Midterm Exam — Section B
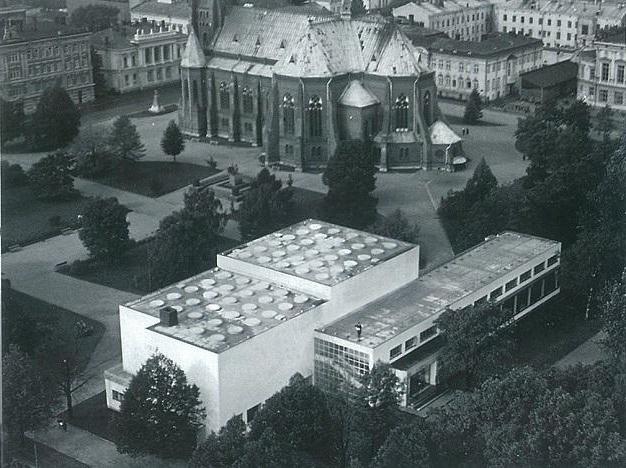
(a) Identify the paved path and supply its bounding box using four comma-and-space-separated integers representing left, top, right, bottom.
554, 331, 607, 369
29, 424, 186, 468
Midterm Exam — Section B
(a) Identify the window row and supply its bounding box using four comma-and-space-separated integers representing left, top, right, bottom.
502, 14, 575, 29
388, 325, 438, 361
434, 10, 488, 29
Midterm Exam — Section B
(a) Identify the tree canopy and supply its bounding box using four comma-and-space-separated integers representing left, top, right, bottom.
27, 151, 76, 200
322, 139, 378, 229
117, 353, 206, 459
370, 209, 419, 244
190, 415, 247, 468
1, 97, 25, 143
109, 115, 145, 162
30, 86, 81, 150
238, 168, 294, 241
70, 5, 119, 31
148, 188, 226, 288
78, 197, 130, 261
463, 89, 483, 124
161, 120, 185, 162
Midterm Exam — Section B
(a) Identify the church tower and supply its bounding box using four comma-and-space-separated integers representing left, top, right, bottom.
179, 26, 207, 137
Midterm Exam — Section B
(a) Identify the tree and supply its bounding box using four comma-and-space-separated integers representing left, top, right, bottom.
436, 302, 516, 389
249, 373, 335, 461
27, 151, 76, 200
91, 47, 107, 98
30, 86, 80, 150
596, 104, 615, 142
161, 119, 185, 162
350, 0, 366, 17
373, 422, 432, 468
1, 160, 28, 187
322, 140, 378, 229
463, 89, 483, 124
2, 346, 58, 443
190, 415, 247, 468
70, 5, 119, 31
599, 271, 626, 363
78, 197, 131, 262
370, 209, 419, 244
109, 115, 145, 162
148, 188, 226, 288
1, 97, 25, 143
238, 168, 294, 241
234, 429, 303, 468
70, 125, 116, 177
117, 353, 206, 459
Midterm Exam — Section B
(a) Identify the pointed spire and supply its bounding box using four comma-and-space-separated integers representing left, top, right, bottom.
181, 27, 206, 68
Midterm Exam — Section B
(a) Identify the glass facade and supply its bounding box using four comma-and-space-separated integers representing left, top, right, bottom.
314, 338, 369, 397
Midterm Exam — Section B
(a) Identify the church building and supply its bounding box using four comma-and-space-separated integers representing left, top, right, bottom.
178, 6, 463, 171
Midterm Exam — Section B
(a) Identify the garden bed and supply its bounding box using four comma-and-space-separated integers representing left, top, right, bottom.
59, 236, 240, 295
88, 161, 220, 197
1, 184, 92, 251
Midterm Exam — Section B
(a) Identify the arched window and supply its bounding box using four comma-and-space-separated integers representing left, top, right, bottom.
307, 96, 322, 137
423, 91, 431, 126
242, 87, 254, 114
283, 93, 295, 134
473, 79, 479, 90
466, 78, 472, 89
394, 94, 409, 130
438, 74, 443, 85
219, 81, 230, 110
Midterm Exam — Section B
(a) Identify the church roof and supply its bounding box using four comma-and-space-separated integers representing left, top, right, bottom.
429, 120, 462, 145
181, 27, 206, 68
339, 80, 379, 107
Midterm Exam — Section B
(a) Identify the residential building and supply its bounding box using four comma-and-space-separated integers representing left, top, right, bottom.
427, 33, 543, 101
91, 25, 186, 93
0, 17, 94, 112
104, 219, 561, 431
179, 6, 464, 172
577, 28, 626, 112
392, 0, 494, 42
494, 0, 626, 49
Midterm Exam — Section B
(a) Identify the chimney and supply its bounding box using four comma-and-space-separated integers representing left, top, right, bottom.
159, 306, 178, 327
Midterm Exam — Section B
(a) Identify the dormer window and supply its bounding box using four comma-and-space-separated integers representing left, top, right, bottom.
279, 39, 286, 49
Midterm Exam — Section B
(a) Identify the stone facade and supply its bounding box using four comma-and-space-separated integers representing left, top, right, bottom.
179, 7, 462, 171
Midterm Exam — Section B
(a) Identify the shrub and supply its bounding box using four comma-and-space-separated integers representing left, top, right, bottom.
1, 161, 28, 187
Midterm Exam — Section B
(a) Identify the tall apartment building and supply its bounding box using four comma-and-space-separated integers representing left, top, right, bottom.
577, 28, 626, 112
426, 33, 543, 101
105, 219, 560, 431
0, 14, 94, 112
494, 0, 626, 49
91, 25, 186, 93
392, 0, 494, 42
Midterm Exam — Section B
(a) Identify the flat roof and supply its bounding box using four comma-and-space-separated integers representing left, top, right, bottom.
520, 60, 578, 88
498, 0, 626, 19
318, 231, 559, 348
430, 33, 542, 58
126, 267, 325, 353
224, 219, 414, 287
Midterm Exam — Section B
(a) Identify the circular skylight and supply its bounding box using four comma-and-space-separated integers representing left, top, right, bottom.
239, 289, 254, 297
208, 333, 225, 342
328, 228, 340, 235
295, 266, 310, 275
383, 242, 398, 249
261, 310, 277, 318
184, 286, 199, 293
221, 297, 238, 305
324, 254, 339, 261
309, 259, 324, 268
278, 302, 294, 311
357, 254, 371, 261
296, 228, 310, 236
149, 299, 165, 308
219, 284, 235, 292
309, 223, 322, 230
227, 325, 244, 335
283, 234, 296, 241
206, 303, 222, 311
258, 256, 271, 264
166, 292, 182, 301
203, 291, 219, 299
294, 294, 309, 303
242, 303, 258, 311
371, 248, 385, 256
186, 298, 201, 306
364, 236, 378, 244
200, 279, 216, 288
344, 260, 358, 268
351, 243, 365, 250
206, 318, 223, 328
258, 295, 273, 304
172, 305, 184, 312
287, 244, 300, 251
190, 326, 205, 335
243, 317, 261, 327
338, 249, 352, 256
215, 271, 232, 279
223, 310, 241, 320
300, 238, 314, 246
235, 277, 251, 285
315, 272, 330, 281
253, 245, 268, 252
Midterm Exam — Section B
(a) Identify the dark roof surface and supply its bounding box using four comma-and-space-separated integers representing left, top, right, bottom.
131, 0, 190, 18
520, 61, 578, 88
430, 33, 542, 57
0, 21, 87, 45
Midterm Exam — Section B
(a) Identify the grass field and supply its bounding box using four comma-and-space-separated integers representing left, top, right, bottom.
1, 184, 92, 251
89, 161, 220, 197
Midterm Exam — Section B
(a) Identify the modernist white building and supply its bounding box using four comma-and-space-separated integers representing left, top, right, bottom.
105, 220, 560, 431
393, 0, 494, 42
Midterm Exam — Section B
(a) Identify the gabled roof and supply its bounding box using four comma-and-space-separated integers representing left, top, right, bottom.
181, 28, 206, 68
339, 80, 379, 108
429, 120, 461, 145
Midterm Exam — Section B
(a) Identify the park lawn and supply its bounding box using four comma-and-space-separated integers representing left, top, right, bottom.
61, 391, 119, 445
513, 298, 602, 368
90, 161, 220, 197
60, 236, 240, 295
1, 184, 92, 251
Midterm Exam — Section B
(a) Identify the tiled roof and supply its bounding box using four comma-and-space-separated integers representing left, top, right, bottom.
131, 0, 191, 18
429, 120, 461, 145
519, 61, 578, 88
430, 33, 542, 58
339, 80, 379, 107
0, 21, 88, 45
181, 27, 206, 68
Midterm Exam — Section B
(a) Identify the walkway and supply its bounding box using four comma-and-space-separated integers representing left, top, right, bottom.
554, 331, 607, 369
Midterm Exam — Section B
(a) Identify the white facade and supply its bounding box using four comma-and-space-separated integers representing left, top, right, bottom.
393, 0, 494, 41
577, 33, 626, 112
494, 0, 626, 48
427, 34, 543, 101
106, 221, 560, 432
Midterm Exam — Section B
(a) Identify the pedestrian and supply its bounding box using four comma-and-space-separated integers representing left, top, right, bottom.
466, 128, 470, 135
